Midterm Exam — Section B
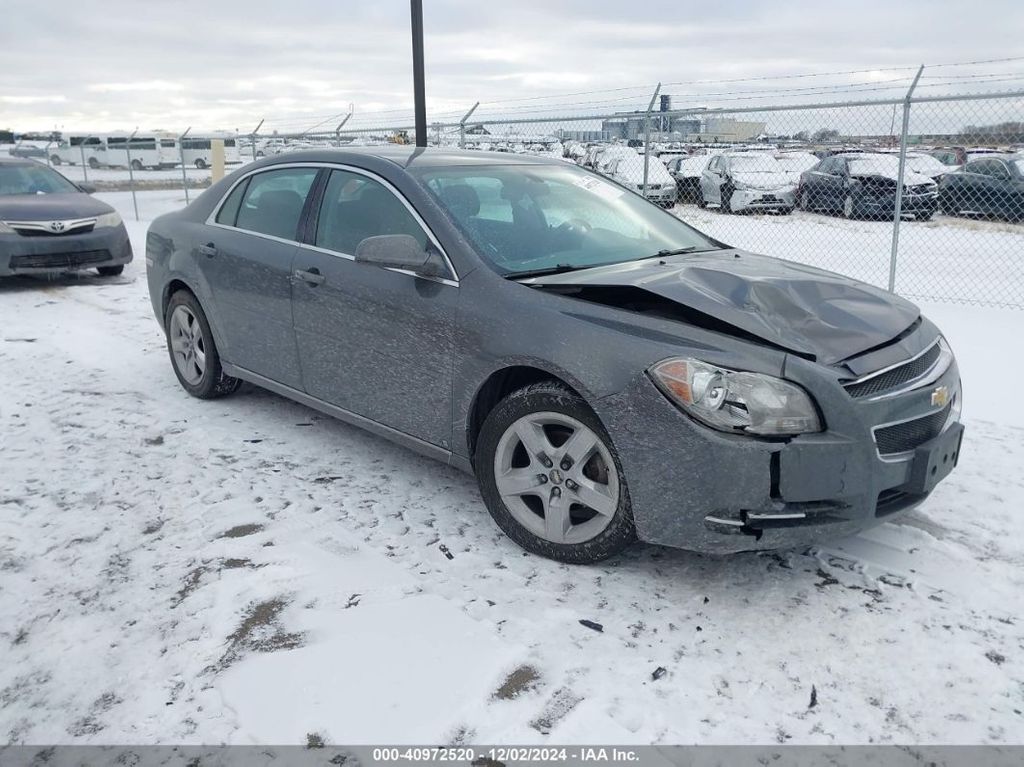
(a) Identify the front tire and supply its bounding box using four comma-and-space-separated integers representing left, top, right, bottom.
475, 382, 636, 564
720, 185, 734, 214
164, 291, 241, 399
131, 159, 143, 171
195, 159, 207, 169
97, 265, 124, 276
51, 155, 62, 165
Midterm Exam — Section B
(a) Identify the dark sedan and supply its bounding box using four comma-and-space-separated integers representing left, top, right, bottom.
938, 155, 1024, 222
146, 148, 964, 563
0, 158, 132, 277
798, 153, 938, 220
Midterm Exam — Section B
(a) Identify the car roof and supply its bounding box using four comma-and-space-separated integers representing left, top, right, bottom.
262, 146, 560, 169
966, 153, 1020, 162
0, 156, 39, 167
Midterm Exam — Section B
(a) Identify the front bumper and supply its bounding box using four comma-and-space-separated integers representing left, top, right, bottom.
731, 186, 797, 212
0, 225, 133, 277
859, 192, 938, 216
640, 185, 677, 204
597, 334, 962, 554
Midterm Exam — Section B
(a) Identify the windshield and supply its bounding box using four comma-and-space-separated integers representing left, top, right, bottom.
0, 163, 80, 196
907, 154, 947, 174
774, 154, 818, 172
728, 154, 783, 173
415, 164, 720, 276
848, 155, 900, 175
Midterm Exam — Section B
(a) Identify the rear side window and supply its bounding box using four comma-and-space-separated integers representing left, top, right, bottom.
234, 168, 318, 240
315, 170, 428, 255
215, 178, 249, 226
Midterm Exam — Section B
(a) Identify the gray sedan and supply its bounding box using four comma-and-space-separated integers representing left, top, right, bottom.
145, 148, 964, 563
0, 157, 132, 277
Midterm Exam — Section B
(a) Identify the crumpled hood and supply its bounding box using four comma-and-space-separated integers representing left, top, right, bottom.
849, 166, 934, 186
0, 193, 114, 221
730, 171, 795, 191
527, 251, 920, 364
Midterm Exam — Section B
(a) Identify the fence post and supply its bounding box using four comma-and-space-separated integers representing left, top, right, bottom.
642, 83, 661, 197
125, 128, 140, 222
888, 65, 924, 293
459, 102, 480, 149
79, 136, 93, 183
334, 111, 353, 147
250, 118, 264, 162
179, 126, 192, 205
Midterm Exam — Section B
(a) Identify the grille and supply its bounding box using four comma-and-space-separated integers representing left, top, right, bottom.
13, 225, 95, 237
844, 343, 942, 399
874, 400, 952, 456
9, 250, 111, 269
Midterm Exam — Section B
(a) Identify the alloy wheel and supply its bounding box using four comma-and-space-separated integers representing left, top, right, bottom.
493, 412, 620, 545
169, 305, 207, 385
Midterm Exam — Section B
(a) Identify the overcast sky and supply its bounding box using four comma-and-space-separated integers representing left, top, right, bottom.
1, 0, 1022, 134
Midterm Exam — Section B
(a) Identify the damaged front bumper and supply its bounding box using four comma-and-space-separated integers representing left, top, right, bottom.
597, 335, 963, 554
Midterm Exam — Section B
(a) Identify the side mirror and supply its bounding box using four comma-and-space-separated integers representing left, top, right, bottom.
354, 234, 447, 279
78, 182, 96, 194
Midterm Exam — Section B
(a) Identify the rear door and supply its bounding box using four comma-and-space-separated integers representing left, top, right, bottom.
291, 167, 458, 447
201, 165, 320, 389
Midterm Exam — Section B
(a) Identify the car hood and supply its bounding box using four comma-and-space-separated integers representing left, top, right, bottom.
730, 171, 795, 190
0, 193, 115, 221
849, 167, 934, 186
525, 251, 920, 364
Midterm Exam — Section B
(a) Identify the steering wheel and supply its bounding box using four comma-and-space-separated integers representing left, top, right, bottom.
556, 218, 592, 237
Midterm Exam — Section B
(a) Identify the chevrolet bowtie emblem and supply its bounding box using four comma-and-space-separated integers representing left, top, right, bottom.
931, 386, 950, 408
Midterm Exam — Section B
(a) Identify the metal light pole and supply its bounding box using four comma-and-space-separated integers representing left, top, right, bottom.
179, 126, 192, 204
459, 102, 479, 149
334, 109, 353, 146
410, 0, 427, 147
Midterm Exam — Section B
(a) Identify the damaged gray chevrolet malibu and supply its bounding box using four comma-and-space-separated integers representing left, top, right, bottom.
145, 148, 964, 563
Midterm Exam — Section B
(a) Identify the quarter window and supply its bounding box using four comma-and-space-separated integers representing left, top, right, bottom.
315, 170, 428, 255
234, 168, 318, 241
215, 178, 249, 226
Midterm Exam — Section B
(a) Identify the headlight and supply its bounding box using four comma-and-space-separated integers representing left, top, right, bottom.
649, 357, 822, 436
94, 211, 123, 228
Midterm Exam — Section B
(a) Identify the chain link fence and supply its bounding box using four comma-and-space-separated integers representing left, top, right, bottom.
16, 87, 1022, 308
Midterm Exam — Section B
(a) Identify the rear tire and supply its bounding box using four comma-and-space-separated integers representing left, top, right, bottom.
131, 159, 143, 171
88, 157, 100, 169
164, 291, 241, 400
475, 381, 636, 564
195, 159, 207, 169
97, 265, 124, 277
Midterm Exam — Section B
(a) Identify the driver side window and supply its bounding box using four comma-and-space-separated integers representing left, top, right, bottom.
315, 170, 429, 255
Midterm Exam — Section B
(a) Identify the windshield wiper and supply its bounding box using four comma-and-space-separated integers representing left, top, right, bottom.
507, 263, 590, 280
651, 246, 701, 258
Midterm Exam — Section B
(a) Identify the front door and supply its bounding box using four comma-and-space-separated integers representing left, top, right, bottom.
200, 166, 319, 389
292, 168, 457, 447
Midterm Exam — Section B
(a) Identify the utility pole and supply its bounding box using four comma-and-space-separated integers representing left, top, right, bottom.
410, 0, 426, 147
334, 108, 353, 146
642, 83, 662, 197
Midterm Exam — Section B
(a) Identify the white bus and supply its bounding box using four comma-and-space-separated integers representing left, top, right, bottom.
101, 134, 179, 170
49, 135, 106, 168
176, 136, 242, 168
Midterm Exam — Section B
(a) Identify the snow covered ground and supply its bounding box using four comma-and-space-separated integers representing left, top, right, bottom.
1, 191, 1022, 746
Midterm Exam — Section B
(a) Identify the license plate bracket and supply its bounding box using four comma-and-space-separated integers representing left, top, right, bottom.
907, 423, 964, 494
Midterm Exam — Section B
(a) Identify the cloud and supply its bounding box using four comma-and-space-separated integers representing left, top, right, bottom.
0, 0, 1021, 133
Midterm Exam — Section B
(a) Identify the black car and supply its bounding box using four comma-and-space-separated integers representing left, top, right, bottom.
797, 153, 938, 220
938, 155, 1024, 222
8, 144, 48, 159
0, 158, 133, 277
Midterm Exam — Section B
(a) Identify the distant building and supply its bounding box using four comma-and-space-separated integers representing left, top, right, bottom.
599, 113, 765, 143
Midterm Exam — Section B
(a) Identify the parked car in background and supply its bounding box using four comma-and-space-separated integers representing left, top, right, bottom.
774, 151, 820, 184
905, 151, 958, 180
602, 154, 677, 206
0, 157, 132, 277
699, 153, 796, 213
798, 153, 937, 220
9, 143, 48, 160
145, 147, 963, 563
938, 155, 1024, 221
666, 154, 713, 203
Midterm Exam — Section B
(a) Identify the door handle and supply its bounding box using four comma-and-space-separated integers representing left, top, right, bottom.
294, 267, 325, 286
198, 243, 218, 258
